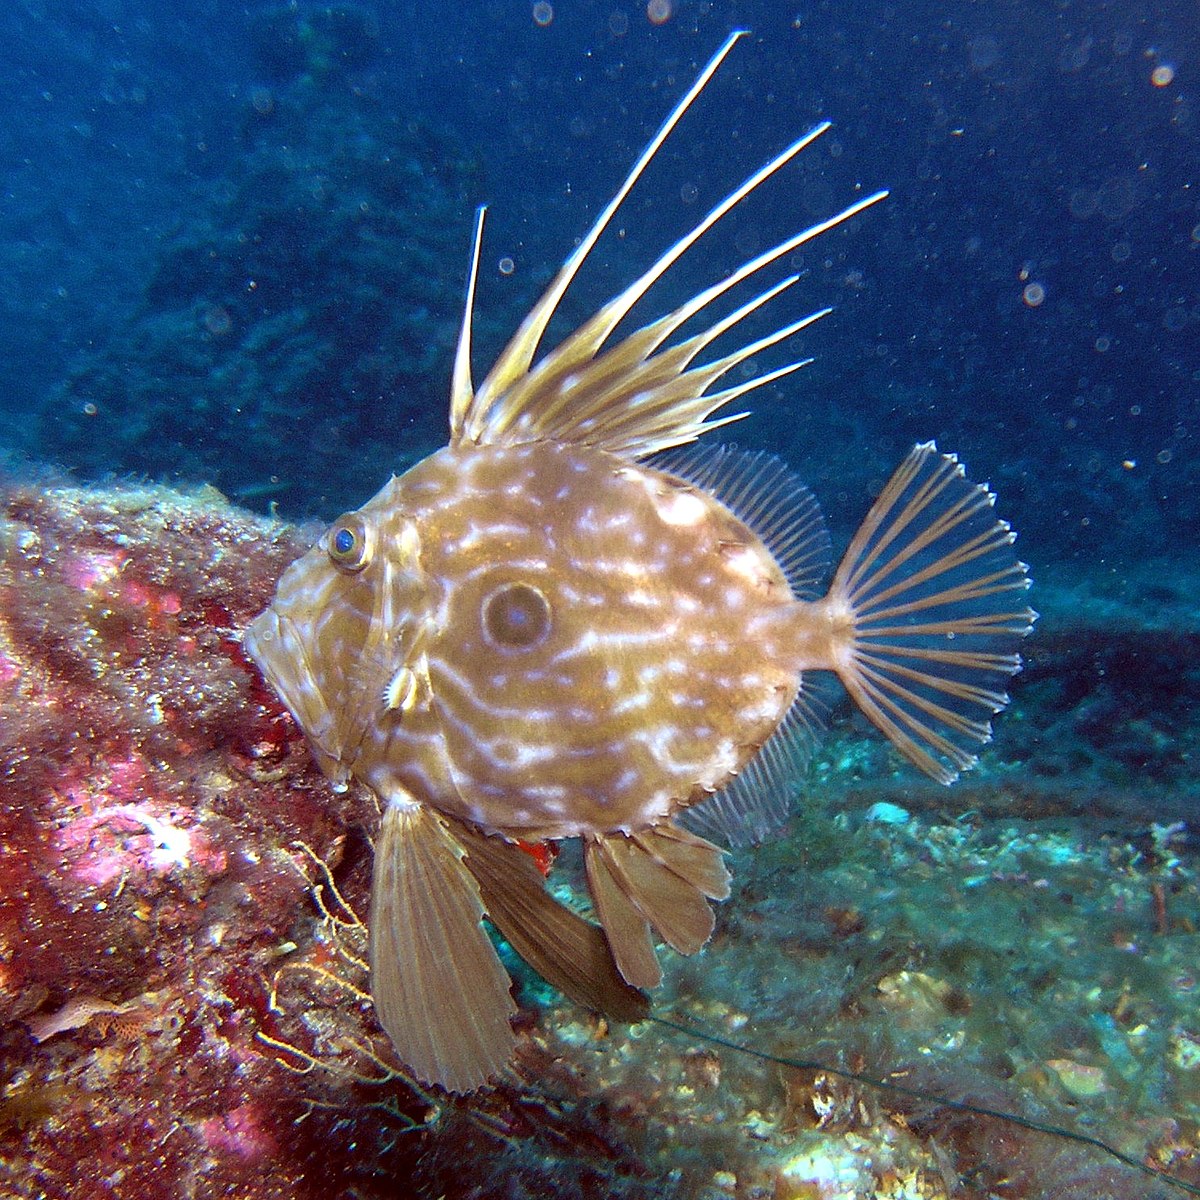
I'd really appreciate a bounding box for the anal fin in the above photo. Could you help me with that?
[370,800,517,1093]
[454,822,650,1024]
[585,822,729,990]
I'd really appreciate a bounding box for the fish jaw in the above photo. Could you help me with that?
[243,603,348,786]
[243,479,434,787]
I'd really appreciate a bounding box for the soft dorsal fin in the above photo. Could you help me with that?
[448,33,887,458]
[650,443,832,600]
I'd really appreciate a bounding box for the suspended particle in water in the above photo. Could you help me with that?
[1157,449,1173,464]
[82,401,97,417]
[203,304,233,336]
[532,2,553,27]
[1022,282,1046,308]
[498,256,515,276]
[680,181,699,204]
[1151,64,1175,87]
[608,11,629,36]
[1095,335,1111,352]
[647,0,672,25]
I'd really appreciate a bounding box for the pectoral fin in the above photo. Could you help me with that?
[369,800,517,1093]
[455,822,650,1024]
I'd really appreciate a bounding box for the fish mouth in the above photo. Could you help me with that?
[243,606,350,785]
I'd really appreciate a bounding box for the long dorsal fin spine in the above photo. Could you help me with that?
[490,121,836,438]
[449,205,487,433]
[468,30,749,416]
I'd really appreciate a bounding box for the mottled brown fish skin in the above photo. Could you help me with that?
[258,439,801,841]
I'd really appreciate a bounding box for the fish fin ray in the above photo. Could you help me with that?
[369,801,517,1093]
[451,32,746,441]
[449,36,886,456]
[825,443,1036,784]
[651,444,832,599]
[681,676,832,847]
[584,838,662,989]
[589,825,727,963]
[456,823,650,1023]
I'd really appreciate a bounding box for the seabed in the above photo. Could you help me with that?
[1,477,1197,1199]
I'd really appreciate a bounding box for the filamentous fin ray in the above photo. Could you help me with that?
[369,801,517,1093]
[461,30,747,420]
[824,443,1036,785]
[449,27,886,457]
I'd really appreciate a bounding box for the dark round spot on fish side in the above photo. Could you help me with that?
[481,582,551,649]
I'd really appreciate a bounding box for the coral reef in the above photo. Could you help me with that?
[36,61,481,517]
[2,474,1199,1199]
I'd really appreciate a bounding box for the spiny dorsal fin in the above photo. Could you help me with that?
[448,33,887,459]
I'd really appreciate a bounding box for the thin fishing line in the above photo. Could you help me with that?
[652,1013,1200,1197]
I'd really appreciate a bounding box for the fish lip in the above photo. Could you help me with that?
[243,605,349,782]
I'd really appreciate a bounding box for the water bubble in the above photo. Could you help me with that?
[203,305,233,336]
[1111,240,1132,263]
[1068,189,1097,220]
[679,182,699,205]
[82,401,97,417]
[498,256,515,276]
[1022,282,1046,308]
[1157,449,1173,464]
[1094,335,1111,352]
[532,1,553,26]
[646,0,672,25]
[608,11,629,36]
[1151,64,1176,87]
[968,35,1000,71]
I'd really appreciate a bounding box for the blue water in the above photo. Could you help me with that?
[1,0,1196,577]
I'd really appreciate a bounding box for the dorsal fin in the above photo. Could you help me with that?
[448,33,887,458]
[680,676,831,848]
[650,443,832,600]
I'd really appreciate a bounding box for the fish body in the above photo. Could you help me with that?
[257,439,801,839]
[245,33,1035,1092]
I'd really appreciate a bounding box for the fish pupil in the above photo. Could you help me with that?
[482,582,551,649]
[333,528,356,555]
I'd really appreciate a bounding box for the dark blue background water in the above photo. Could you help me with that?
[1,0,1196,581]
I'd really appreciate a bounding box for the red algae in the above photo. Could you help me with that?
[0,478,373,1198]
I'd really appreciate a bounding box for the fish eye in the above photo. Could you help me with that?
[481,582,551,650]
[326,513,372,573]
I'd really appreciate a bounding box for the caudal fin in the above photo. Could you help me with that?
[825,443,1036,784]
